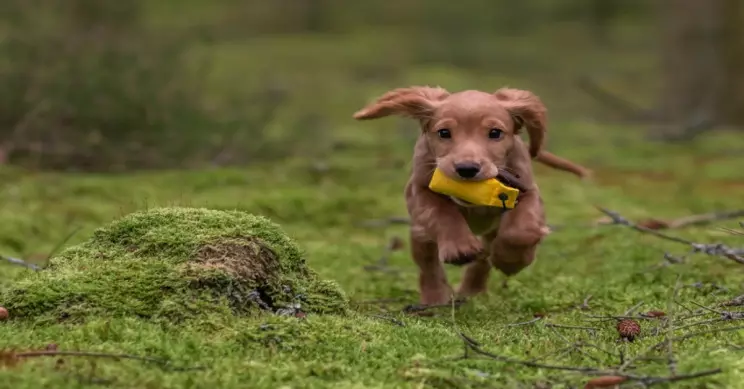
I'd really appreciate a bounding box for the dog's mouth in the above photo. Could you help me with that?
[450,196,478,208]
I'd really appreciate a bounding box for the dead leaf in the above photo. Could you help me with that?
[0,351,19,368]
[585,375,627,388]
[637,219,670,230]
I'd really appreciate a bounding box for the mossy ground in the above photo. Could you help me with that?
[2,17,744,389]
[1,123,743,388]
[0,207,348,325]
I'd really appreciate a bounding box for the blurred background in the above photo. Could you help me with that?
[1,0,742,173]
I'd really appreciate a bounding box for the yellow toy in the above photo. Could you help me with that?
[428,168,520,209]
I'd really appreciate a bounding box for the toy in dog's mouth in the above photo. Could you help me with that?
[428,168,525,209]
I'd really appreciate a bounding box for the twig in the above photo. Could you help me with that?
[458,332,603,374]
[650,325,744,351]
[357,217,410,228]
[596,207,693,244]
[403,299,466,314]
[1,255,41,271]
[45,226,82,263]
[15,350,205,372]
[545,323,600,331]
[641,368,722,385]
[363,236,404,274]
[575,76,656,122]
[459,331,722,386]
[353,297,410,306]
[371,314,405,327]
[582,314,659,322]
[663,210,744,229]
[596,206,744,265]
[624,301,645,316]
[578,294,593,310]
[546,327,604,364]
[665,277,682,376]
[506,316,543,327]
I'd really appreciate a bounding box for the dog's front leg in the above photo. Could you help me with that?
[489,190,549,276]
[407,185,483,265]
[409,232,452,305]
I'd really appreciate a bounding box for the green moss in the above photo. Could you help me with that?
[0,207,348,323]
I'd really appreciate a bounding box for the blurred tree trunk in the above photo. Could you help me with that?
[588,0,619,45]
[300,0,329,32]
[721,0,744,126]
[657,0,744,140]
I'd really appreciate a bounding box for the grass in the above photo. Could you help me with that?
[2,10,744,387]
[1,119,743,388]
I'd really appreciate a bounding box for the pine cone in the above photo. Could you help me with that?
[616,319,641,341]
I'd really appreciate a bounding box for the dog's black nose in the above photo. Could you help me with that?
[454,163,481,179]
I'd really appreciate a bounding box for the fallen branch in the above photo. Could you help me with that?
[575,76,657,123]
[596,206,744,265]
[363,236,404,274]
[1,255,41,271]
[457,331,722,386]
[357,217,410,228]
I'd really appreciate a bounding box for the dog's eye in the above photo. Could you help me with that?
[437,129,452,139]
[488,129,504,139]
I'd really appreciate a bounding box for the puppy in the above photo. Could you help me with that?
[353,86,589,305]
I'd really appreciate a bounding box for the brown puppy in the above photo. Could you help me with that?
[353,86,589,305]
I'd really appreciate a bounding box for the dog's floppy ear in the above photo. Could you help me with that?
[494,88,547,158]
[353,86,449,121]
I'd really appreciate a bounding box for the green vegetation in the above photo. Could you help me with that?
[1,1,744,388]
[1,207,348,325]
[1,126,743,387]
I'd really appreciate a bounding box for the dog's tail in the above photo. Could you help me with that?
[535,150,592,179]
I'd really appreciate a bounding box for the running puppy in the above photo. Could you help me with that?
[353,86,589,305]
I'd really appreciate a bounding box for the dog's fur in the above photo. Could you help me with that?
[353,86,591,305]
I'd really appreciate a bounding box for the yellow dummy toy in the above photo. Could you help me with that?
[428,168,521,209]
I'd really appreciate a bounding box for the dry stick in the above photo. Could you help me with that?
[620,324,744,374]
[582,314,660,322]
[719,227,744,236]
[545,323,600,331]
[670,318,727,333]
[1,226,81,271]
[460,333,721,385]
[448,294,721,385]
[665,277,682,376]
[579,294,593,310]
[662,210,744,230]
[650,325,744,351]
[1,255,41,271]
[15,351,205,372]
[575,75,657,122]
[44,226,82,263]
[546,326,604,365]
[370,314,405,327]
[506,316,543,327]
[596,206,744,265]
[364,236,405,274]
[624,301,645,316]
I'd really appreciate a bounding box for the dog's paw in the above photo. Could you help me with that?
[438,235,483,266]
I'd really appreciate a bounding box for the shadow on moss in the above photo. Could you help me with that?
[0,207,348,324]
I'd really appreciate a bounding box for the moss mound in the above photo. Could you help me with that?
[1,207,348,323]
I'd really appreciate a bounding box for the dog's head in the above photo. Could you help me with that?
[353,86,546,181]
